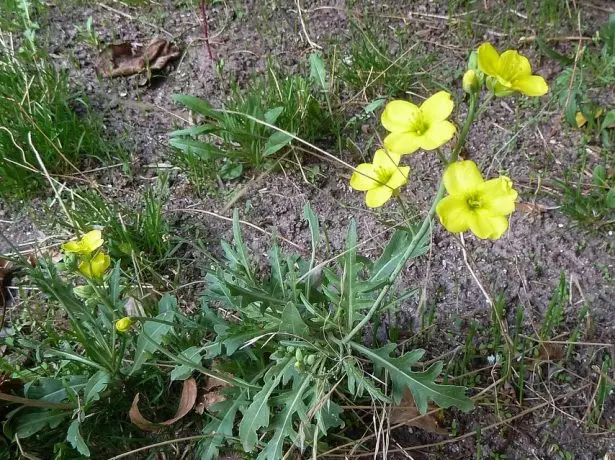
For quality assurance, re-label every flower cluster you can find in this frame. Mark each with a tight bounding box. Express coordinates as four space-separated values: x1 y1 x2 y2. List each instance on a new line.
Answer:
350 42 548 240
62 229 111 280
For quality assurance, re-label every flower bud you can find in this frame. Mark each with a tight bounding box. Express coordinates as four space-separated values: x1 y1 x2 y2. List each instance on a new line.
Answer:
462 69 480 94
115 317 134 332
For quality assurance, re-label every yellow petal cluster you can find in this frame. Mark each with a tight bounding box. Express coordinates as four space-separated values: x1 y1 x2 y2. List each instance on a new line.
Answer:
436 161 518 240
62 230 103 254
115 317 134 333
477 43 548 97
78 252 111 279
350 149 409 208
381 91 456 155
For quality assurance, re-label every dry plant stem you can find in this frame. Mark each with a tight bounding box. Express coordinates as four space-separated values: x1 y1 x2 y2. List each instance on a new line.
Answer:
200 0 214 60
341 93 479 345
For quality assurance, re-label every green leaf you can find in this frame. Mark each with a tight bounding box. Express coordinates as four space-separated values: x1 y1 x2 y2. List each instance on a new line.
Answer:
601 109 615 132
309 52 328 92
169 124 216 138
198 391 247 460
67 419 90 457
343 360 390 403
263 131 292 157
606 188 615 208
239 359 293 452
131 303 175 374
364 98 386 114
279 302 309 337
536 37 574 65
593 165 607 187
172 94 217 117
257 374 312 460
25 376 88 403
169 138 225 160
108 263 122 306
371 228 429 283
84 370 111 406
303 203 320 297
232 209 253 280
342 220 358 329
170 346 202 381
264 106 284 124
13 410 69 438
350 342 473 413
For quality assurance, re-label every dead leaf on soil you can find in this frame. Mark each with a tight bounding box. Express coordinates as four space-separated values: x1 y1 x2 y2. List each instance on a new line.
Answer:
195 376 232 415
129 377 197 432
389 388 447 434
516 201 548 214
97 38 180 79
539 342 564 361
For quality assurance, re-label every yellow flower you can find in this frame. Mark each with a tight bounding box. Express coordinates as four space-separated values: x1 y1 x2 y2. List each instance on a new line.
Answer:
78 252 111 279
462 69 480 94
62 230 103 254
350 149 410 208
115 317 134 332
436 161 518 240
477 43 548 97
381 91 456 155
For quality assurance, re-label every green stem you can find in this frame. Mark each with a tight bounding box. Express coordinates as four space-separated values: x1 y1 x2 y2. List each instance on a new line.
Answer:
341 93 480 345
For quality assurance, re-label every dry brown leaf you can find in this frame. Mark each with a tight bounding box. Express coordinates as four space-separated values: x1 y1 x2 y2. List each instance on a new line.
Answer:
195 376 231 415
129 377 197 432
389 388 447 434
539 342 564 361
516 201 548 214
97 38 180 78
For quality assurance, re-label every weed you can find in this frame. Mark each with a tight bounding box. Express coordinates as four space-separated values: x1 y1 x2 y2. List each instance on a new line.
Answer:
0 33 114 199
60 176 172 270
170 58 340 189
337 22 437 99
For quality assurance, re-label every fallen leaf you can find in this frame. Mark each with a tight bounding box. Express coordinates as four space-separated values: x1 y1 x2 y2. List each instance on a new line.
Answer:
129 377 197 432
97 38 180 79
539 342 564 361
389 388 447 434
195 376 231 415
516 201 548 214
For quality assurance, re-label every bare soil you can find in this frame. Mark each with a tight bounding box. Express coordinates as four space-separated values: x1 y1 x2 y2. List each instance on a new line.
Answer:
1 1 614 459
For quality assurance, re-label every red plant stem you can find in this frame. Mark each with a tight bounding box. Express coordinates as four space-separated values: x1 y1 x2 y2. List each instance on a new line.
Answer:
200 0 214 60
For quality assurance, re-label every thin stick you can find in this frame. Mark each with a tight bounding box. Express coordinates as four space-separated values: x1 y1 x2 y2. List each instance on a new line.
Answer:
28 133 75 229
296 0 322 49
106 434 229 460
200 0 214 60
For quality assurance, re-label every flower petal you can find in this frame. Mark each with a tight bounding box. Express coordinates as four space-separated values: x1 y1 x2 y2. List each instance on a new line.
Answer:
386 166 410 190
498 50 532 81
62 240 83 253
511 75 548 96
366 186 393 208
350 163 378 191
443 160 484 195
479 176 518 216
477 42 500 77
467 212 509 240
373 148 400 170
381 100 420 133
78 252 110 279
436 195 471 233
419 120 456 150
420 91 454 123
384 132 421 155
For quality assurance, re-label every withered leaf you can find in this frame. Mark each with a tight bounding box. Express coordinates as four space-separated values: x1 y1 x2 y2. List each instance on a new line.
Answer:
539 342 564 361
389 388 447 435
516 201 548 214
129 377 197 432
195 376 231 415
97 38 180 78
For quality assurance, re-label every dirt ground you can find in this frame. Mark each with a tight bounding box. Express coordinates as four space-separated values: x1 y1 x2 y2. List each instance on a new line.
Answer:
1 1 615 458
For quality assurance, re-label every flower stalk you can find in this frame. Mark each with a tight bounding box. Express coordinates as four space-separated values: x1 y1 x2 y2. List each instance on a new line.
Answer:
342 92 480 345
